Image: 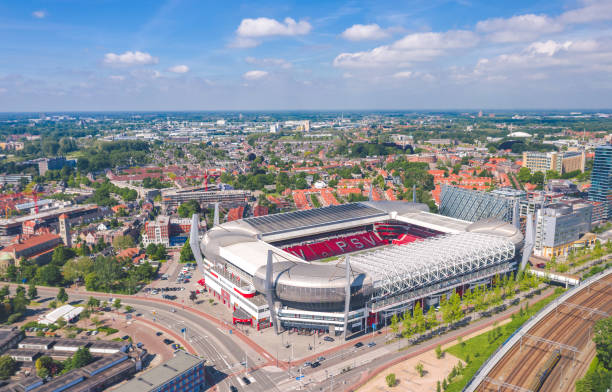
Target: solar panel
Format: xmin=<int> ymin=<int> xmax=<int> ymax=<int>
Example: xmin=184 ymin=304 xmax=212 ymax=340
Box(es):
xmin=243 ymin=203 xmax=386 ymax=234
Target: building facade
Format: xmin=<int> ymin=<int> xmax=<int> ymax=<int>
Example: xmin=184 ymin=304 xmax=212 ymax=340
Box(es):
xmin=588 ymin=144 xmax=612 ymax=220
xmin=522 ymin=151 xmax=585 ymax=174
xmin=533 ymin=202 xmax=593 ymax=258
xmin=439 ymin=185 xmax=524 ymax=224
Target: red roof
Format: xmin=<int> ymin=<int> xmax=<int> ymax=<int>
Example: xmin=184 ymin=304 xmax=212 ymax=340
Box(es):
xmin=2 ymin=233 xmax=61 ymax=253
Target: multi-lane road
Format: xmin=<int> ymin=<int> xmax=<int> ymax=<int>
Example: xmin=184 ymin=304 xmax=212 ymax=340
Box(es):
xmin=30 ymin=286 xmax=280 ymax=392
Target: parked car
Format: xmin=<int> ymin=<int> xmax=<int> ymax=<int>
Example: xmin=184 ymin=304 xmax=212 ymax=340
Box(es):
xmin=136 ymin=342 xmax=143 ymax=348
xmin=367 ymin=342 xmax=376 ymax=347
xmin=317 ymin=356 xmax=325 ymax=362
xmin=303 ymin=361 xmax=312 ymax=367
xmin=242 ymin=377 xmax=251 ymax=385
xmin=323 ymin=336 xmax=334 ymax=342
xmin=171 ymin=343 xmax=180 ymax=350
xmin=230 ymin=386 xmax=238 ymax=392
xmin=121 ymin=335 xmax=129 ymax=340
xmin=156 ymin=331 xmax=163 ymax=336
xmin=310 ymin=361 xmax=320 ymax=368
xmin=354 ymin=342 xmax=364 ymax=348
xmin=163 ymin=339 xmax=174 ymax=345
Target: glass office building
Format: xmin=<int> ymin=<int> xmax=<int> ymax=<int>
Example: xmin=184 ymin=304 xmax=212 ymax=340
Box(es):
xmin=588 ymin=144 xmax=612 ymax=220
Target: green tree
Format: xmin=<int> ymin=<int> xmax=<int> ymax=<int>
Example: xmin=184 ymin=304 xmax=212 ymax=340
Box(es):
xmin=34 ymin=264 xmax=62 ymax=286
xmin=437 ymin=381 xmax=441 ymax=392
xmin=180 ymin=238 xmax=194 ymax=263
xmin=390 ymin=313 xmax=399 ymax=336
xmin=177 ymin=200 xmax=201 ymax=218
xmin=112 ymin=298 xmax=121 ymax=311
xmin=56 ymin=287 xmax=68 ymax=303
xmin=0 ymin=356 xmax=16 ymax=379
xmin=385 ymin=373 xmax=396 ymax=387
xmin=51 ymin=246 xmax=76 ymax=266
xmin=413 ymin=302 xmax=426 ymax=333
xmin=593 ymin=316 xmax=612 ymax=369
xmin=62 ymin=257 xmax=94 ymax=283
xmin=517 ymin=167 xmax=531 ymax=183
xmin=435 ymin=345 xmax=443 ymax=359
xmin=71 ymin=347 xmax=93 ymax=368
xmin=112 ymin=235 xmax=135 ymax=250
xmin=27 ymin=282 xmax=37 ymax=300
xmin=415 ymin=362 xmax=425 ymax=377
xmin=86 ymin=296 xmax=100 ymax=310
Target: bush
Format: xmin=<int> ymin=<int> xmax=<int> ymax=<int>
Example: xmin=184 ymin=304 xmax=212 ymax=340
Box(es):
xmin=7 ymin=313 xmax=22 ymax=324
xmin=385 ymin=373 xmax=396 ymax=387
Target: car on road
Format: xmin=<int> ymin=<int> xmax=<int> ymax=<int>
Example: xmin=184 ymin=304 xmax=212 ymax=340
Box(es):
xmin=163 ymin=339 xmax=174 ymax=345
xmin=310 ymin=361 xmax=320 ymax=368
xmin=156 ymin=331 xmax=163 ymax=336
xmin=323 ymin=336 xmax=334 ymax=342
xmin=242 ymin=377 xmax=251 ymax=385
xmin=354 ymin=342 xmax=364 ymax=348
xmin=367 ymin=342 xmax=376 ymax=347
xmin=317 ymin=356 xmax=325 ymax=362
xmin=230 ymin=386 xmax=238 ymax=392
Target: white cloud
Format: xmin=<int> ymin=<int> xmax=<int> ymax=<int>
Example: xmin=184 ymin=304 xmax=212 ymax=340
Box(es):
xmin=168 ymin=65 xmax=190 ymax=74
xmin=393 ymin=71 xmax=412 ymax=78
xmin=559 ymin=0 xmax=612 ymax=24
xmin=103 ymin=51 xmax=159 ymax=66
xmin=245 ymin=57 xmax=292 ymax=69
xmin=243 ymin=70 xmax=269 ymax=80
xmin=476 ymin=14 xmax=563 ymax=43
xmin=341 ymin=24 xmax=389 ymax=41
xmin=109 ymin=75 xmax=125 ymax=81
xmin=333 ymin=30 xmax=478 ymax=68
xmin=237 ymin=17 xmax=311 ymax=38
xmin=230 ymin=37 xmax=260 ymax=48
xmin=32 ymin=10 xmax=46 ymax=19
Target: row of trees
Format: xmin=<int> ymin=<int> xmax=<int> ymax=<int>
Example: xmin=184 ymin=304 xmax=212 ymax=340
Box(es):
xmin=389 ymin=272 xmax=541 ymax=340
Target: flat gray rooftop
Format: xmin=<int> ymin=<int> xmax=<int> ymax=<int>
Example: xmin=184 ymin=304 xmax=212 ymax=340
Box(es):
xmin=112 ymin=350 xmax=203 ymax=392
xmin=243 ymin=203 xmax=387 ymax=235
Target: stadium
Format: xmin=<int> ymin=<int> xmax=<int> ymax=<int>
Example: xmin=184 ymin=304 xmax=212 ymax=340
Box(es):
xmin=190 ymin=201 xmax=524 ymax=337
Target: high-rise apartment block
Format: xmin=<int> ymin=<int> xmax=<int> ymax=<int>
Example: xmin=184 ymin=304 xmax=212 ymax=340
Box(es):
xmin=588 ymin=144 xmax=612 ymax=220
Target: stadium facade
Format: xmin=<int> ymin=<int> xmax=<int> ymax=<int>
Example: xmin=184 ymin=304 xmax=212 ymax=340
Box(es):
xmin=190 ymin=201 xmax=524 ymax=336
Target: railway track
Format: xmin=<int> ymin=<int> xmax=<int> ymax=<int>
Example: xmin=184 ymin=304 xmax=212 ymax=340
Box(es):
xmin=477 ymin=274 xmax=612 ymax=391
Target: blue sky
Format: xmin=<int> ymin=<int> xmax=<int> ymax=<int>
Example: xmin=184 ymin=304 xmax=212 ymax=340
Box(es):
xmin=1 ymin=0 xmax=612 ymax=111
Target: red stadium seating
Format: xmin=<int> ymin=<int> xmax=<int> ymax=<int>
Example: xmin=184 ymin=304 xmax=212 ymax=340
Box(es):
xmin=282 ymin=231 xmax=386 ymax=261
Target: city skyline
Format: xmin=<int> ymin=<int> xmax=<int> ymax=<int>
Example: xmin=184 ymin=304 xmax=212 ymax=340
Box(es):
xmin=1 ymin=0 xmax=612 ymax=111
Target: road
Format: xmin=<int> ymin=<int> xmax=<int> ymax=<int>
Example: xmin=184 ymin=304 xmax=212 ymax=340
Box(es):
xmin=31 ymin=286 xmax=280 ymax=392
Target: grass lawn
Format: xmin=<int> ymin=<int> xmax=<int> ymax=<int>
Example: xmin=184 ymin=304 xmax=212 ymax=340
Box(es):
xmin=443 ymin=289 xmax=564 ymax=392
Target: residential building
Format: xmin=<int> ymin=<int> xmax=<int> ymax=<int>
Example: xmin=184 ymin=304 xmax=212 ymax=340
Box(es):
xmin=37 ymin=157 xmax=76 ymax=176
xmin=142 ymin=216 xmax=170 ymax=247
xmin=521 ymin=151 xmax=585 ymax=174
xmin=113 ymin=350 xmax=206 ymax=392
xmin=161 ymin=187 xmax=250 ymax=209
xmin=588 ymin=144 xmax=612 ymax=220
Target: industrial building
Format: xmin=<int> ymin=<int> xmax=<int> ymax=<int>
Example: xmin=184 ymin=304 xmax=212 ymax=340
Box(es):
xmin=191 ymin=201 xmax=523 ymax=337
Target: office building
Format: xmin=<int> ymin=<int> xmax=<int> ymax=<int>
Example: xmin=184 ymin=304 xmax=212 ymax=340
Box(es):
xmin=522 ymin=151 xmax=585 ymax=174
xmin=588 ymin=144 xmax=612 ymax=220
xmin=533 ymin=202 xmax=593 ymax=258
xmin=113 ymin=350 xmax=206 ymax=392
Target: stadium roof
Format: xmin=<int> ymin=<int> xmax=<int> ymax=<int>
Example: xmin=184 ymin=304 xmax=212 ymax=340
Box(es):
xmin=243 ymin=203 xmax=387 ymax=235
xmin=349 ymin=232 xmax=515 ymax=300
